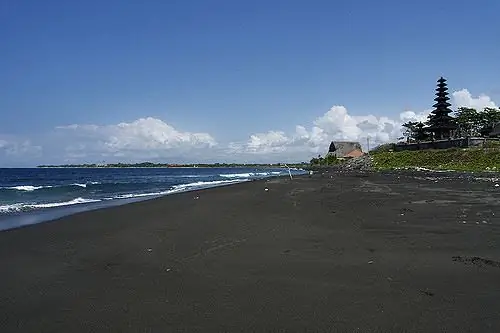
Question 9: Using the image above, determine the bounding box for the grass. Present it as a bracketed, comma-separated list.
[372, 148, 500, 172]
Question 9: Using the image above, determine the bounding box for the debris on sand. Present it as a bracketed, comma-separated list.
[452, 256, 500, 268]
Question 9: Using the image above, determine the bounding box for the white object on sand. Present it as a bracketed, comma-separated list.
[283, 164, 293, 180]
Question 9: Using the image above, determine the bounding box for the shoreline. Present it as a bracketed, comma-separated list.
[1, 170, 499, 332]
[0, 176, 280, 232]
[2, 168, 498, 233]
[307, 164, 500, 176]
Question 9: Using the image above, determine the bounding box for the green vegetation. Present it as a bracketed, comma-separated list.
[402, 107, 500, 142]
[372, 148, 500, 172]
[369, 143, 396, 154]
[454, 107, 500, 137]
[309, 154, 340, 167]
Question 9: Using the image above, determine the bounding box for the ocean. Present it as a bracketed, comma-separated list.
[0, 167, 306, 231]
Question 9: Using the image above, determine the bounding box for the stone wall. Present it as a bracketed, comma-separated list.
[394, 137, 499, 152]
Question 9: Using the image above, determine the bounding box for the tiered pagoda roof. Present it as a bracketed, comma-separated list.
[427, 77, 456, 138]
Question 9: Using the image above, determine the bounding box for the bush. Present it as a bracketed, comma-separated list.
[372, 148, 500, 172]
[309, 154, 340, 166]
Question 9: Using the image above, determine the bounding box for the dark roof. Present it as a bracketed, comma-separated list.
[432, 102, 452, 108]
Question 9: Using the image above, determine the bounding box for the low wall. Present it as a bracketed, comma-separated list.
[394, 137, 499, 151]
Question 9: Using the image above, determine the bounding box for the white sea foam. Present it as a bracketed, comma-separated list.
[220, 173, 253, 178]
[0, 197, 101, 213]
[171, 179, 247, 191]
[112, 179, 247, 199]
[114, 190, 171, 199]
[2, 181, 101, 192]
[219, 171, 283, 178]
[0, 179, 249, 214]
[4, 185, 52, 191]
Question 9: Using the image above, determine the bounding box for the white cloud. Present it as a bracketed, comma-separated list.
[229, 106, 402, 162]
[1, 89, 498, 165]
[0, 136, 42, 166]
[52, 117, 217, 162]
[452, 89, 498, 110]
[231, 90, 499, 162]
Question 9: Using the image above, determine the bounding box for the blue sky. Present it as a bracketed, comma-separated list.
[1, 0, 499, 166]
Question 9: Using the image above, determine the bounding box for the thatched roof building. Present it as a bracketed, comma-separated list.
[327, 141, 364, 158]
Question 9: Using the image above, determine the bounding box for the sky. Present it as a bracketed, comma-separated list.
[1, 0, 499, 166]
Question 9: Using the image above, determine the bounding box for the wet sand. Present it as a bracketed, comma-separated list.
[1, 171, 500, 332]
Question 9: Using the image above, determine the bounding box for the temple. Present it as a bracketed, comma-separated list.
[427, 77, 456, 140]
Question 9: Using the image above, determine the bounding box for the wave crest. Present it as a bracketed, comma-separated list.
[0, 197, 101, 213]
[0, 179, 249, 214]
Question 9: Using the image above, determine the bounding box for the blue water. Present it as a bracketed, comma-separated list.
[0, 167, 306, 231]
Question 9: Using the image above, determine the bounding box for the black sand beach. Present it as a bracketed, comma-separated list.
[1, 171, 500, 332]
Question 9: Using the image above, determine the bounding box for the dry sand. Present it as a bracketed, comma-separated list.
[1, 171, 500, 332]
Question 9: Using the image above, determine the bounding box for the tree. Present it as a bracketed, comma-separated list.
[309, 154, 339, 166]
[480, 107, 500, 136]
[402, 121, 429, 142]
[454, 107, 481, 136]
[402, 121, 418, 142]
[414, 122, 430, 141]
[454, 107, 500, 137]
[324, 154, 338, 165]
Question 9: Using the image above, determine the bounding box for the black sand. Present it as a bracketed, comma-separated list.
[1, 171, 500, 332]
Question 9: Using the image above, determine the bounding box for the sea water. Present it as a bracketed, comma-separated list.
[0, 167, 306, 231]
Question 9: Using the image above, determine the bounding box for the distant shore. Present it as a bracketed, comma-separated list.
[36, 163, 308, 169]
[1, 170, 499, 332]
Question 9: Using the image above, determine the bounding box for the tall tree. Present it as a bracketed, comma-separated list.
[454, 107, 500, 137]
[401, 121, 418, 142]
[454, 107, 480, 136]
[479, 107, 500, 136]
[401, 121, 429, 142]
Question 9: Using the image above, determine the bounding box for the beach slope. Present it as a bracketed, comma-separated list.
[1, 172, 500, 332]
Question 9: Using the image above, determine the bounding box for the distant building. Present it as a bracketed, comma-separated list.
[345, 149, 365, 158]
[327, 141, 364, 158]
[427, 77, 457, 139]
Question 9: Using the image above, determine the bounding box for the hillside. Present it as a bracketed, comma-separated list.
[372, 148, 500, 172]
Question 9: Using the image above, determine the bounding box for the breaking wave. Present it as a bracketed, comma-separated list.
[0, 167, 307, 222]
[0, 197, 102, 213]
[0, 179, 249, 214]
[1, 182, 101, 192]
[219, 171, 282, 178]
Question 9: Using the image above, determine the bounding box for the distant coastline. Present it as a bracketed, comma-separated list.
[36, 162, 308, 169]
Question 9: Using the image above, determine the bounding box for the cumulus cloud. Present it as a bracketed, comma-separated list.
[51, 117, 217, 163]
[1, 89, 498, 165]
[0, 136, 42, 166]
[452, 89, 498, 110]
[229, 106, 403, 162]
